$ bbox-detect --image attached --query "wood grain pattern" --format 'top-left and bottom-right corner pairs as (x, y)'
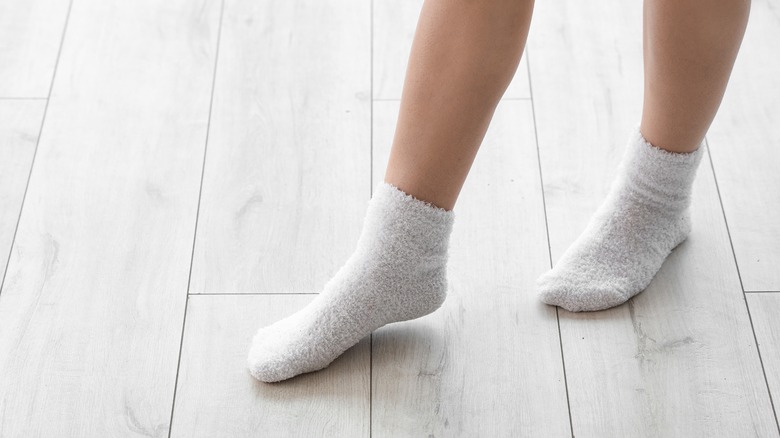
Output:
(170, 294), (370, 437)
(372, 0), (530, 100)
(0, 0), (220, 435)
(2, 0), (778, 435)
(0, 0), (70, 97)
(706, 0), (780, 292)
(528, 0), (778, 434)
(189, 0), (371, 295)
(370, 99), (571, 436)
(0, 100), (44, 284)
(747, 292), (780, 429)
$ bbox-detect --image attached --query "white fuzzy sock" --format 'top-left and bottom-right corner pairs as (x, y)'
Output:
(247, 182), (455, 382)
(537, 126), (705, 312)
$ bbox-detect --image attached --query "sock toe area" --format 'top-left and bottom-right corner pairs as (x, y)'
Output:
(538, 284), (630, 312)
(246, 311), (342, 382)
(247, 329), (296, 383)
(536, 267), (635, 312)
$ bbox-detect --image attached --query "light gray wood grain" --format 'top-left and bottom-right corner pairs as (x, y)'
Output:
(170, 294), (370, 437)
(0, 0), (70, 97)
(0, 0), (221, 435)
(0, 100), (44, 284)
(747, 293), (780, 430)
(528, 0), (778, 434)
(372, 0), (530, 100)
(189, 0), (371, 294)
(370, 99), (571, 436)
(706, 0), (780, 292)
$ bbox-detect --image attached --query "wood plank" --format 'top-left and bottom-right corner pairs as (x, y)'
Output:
(528, 0), (778, 434)
(373, 0), (530, 100)
(0, 100), (45, 283)
(170, 294), (370, 437)
(706, 0), (780, 291)
(370, 99), (571, 436)
(747, 293), (780, 429)
(0, 0), (70, 97)
(189, 0), (371, 294)
(0, 1), (220, 435)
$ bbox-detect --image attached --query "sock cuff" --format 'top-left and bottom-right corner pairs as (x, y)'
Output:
(356, 182), (455, 257)
(372, 181), (455, 229)
(632, 125), (705, 168)
(619, 125), (705, 208)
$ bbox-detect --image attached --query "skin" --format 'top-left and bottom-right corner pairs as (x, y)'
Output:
(384, 0), (751, 210)
(640, 0), (751, 153)
(383, 0), (534, 211)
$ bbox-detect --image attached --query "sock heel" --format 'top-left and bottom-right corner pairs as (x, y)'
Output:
(672, 211), (693, 248)
(384, 271), (448, 323)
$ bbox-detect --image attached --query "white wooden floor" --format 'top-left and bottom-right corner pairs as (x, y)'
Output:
(1, 0), (778, 436)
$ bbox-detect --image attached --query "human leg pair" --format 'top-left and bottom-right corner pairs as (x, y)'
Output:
(247, 0), (750, 382)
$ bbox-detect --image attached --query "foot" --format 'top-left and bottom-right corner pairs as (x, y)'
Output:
(537, 126), (705, 312)
(247, 182), (455, 382)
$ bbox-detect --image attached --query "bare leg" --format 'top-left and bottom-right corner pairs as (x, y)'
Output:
(640, 0), (751, 152)
(384, 0), (535, 210)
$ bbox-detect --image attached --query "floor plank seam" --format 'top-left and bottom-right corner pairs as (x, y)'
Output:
(167, 2), (225, 436)
(369, 0), (375, 435)
(705, 137), (780, 434)
(525, 48), (575, 438)
(0, 0), (73, 299)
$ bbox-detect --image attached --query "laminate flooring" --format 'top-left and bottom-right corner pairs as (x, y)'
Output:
(0, 0), (778, 436)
